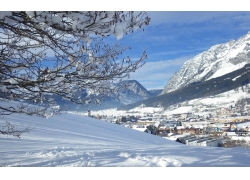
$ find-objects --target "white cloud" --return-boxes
[129,56,191,89]
[147,12,250,26]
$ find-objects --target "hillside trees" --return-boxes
[0,11,150,137]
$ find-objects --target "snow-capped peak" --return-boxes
[161,31,250,94]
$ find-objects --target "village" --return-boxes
[75,90,250,149]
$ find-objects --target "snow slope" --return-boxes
[1,101,250,167]
[161,85,250,117]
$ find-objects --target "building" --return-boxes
[203,124,221,134]
[176,135,221,147]
[137,116,159,126]
[171,126,204,135]
[87,109,91,117]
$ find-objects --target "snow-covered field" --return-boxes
[161,88,250,117]
[189,89,250,107]
[77,106,163,117]
[1,101,250,168]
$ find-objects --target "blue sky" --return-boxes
[3,1,250,90]
[106,11,250,90]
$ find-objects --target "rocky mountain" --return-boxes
[161,31,250,94]
[118,63,250,111]
[55,80,162,111]
[110,80,153,105]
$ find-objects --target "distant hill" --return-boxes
[148,89,163,97]
[51,80,162,111]
[116,31,250,111]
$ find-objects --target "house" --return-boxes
[137,117,156,126]
[176,135,196,144]
[222,132,237,137]
[203,124,221,134]
[196,138,221,147]
[216,123,230,132]
[177,135,220,147]
[172,125,204,135]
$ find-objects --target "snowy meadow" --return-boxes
[1,101,250,167]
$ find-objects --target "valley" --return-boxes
[76,84,250,149]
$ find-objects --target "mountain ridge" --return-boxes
[55,80,162,111]
[161,31,250,95]
[117,62,250,111]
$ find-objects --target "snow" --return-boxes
[232,74,243,81]
[163,134,187,141]
[209,62,246,80]
[132,127,147,132]
[84,106,163,117]
[1,101,250,168]
[223,132,237,136]
[162,31,250,94]
[188,88,250,107]
[114,21,127,40]
[163,106,193,115]
[82,108,127,117]
[159,87,250,122]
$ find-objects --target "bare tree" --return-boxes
[0,11,150,136]
[0,121,35,139]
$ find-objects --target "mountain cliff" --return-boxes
[110,80,153,105]
[118,63,250,111]
[161,31,250,94]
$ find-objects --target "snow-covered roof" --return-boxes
[176,126,185,129]
[132,127,147,132]
[222,132,237,136]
